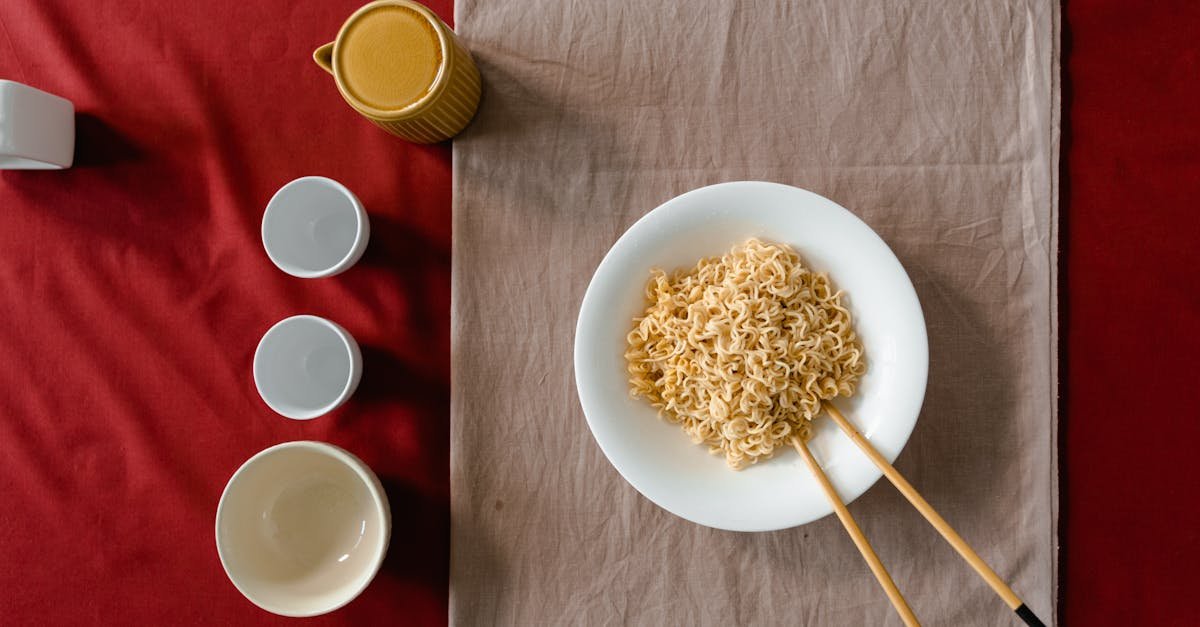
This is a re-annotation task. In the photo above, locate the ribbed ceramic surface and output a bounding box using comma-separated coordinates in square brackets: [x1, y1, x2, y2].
[372, 37, 481, 144]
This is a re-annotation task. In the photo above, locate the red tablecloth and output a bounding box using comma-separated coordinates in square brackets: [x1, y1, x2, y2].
[0, 1, 452, 624]
[1, 1, 1198, 625]
[1063, 1, 1200, 624]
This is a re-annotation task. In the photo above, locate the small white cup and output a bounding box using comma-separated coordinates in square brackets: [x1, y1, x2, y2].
[0, 80, 75, 170]
[215, 441, 391, 617]
[262, 176, 369, 278]
[253, 315, 362, 420]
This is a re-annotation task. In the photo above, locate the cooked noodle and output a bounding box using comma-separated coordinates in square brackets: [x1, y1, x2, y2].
[624, 238, 865, 469]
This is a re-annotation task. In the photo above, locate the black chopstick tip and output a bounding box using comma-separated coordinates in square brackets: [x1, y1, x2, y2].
[1015, 604, 1046, 627]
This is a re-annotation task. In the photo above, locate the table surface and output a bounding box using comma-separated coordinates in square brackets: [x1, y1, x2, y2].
[1062, 1, 1200, 624]
[0, 0, 1195, 625]
[0, 1, 453, 624]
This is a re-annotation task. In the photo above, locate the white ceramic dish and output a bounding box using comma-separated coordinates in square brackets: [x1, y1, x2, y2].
[0, 80, 74, 169]
[262, 176, 369, 278]
[253, 315, 362, 420]
[574, 181, 928, 532]
[215, 441, 390, 617]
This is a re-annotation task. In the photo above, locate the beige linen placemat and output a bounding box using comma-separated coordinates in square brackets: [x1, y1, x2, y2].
[451, 1, 1059, 624]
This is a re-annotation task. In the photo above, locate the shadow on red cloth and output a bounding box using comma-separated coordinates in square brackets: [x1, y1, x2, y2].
[0, 113, 205, 245]
[352, 345, 450, 466]
[345, 346, 450, 609]
[357, 213, 452, 374]
[73, 113, 142, 167]
[376, 477, 450, 587]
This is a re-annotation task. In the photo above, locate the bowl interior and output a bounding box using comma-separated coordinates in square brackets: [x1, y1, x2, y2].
[574, 182, 928, 531]
[216, 443, 388, 617]
[254, 316, 357, 420]
[262, 177, 363, 276]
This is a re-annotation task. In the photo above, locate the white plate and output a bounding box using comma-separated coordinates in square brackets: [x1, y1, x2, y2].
[574, 181, 928, 531]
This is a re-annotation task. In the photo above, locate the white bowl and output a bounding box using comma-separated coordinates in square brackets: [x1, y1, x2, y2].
[215, 441, 391, 617]
[262, 176, 369, 278]
[0, 80, 75, 169]
[253, 315, 362, 420]
[574, 181, 928, 532]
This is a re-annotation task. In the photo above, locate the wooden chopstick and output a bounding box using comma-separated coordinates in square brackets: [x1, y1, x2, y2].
[791, 436, 921, 627]
[822, 403, 1047, 627]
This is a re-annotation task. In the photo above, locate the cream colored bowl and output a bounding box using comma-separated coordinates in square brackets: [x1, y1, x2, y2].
[215, 441, 391, 616]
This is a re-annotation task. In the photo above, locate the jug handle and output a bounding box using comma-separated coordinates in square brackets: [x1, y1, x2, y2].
[313, 42, 335, 74]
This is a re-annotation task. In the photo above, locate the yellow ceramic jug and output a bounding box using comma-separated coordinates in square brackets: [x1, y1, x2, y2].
[314, 0, 481, 143]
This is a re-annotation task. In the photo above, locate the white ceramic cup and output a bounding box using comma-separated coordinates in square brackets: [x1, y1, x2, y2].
[261, 176, 369, 278]
[215, 441, 391, 617]
[0, 80, 75, 169]
[253, 315, 362, 420]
